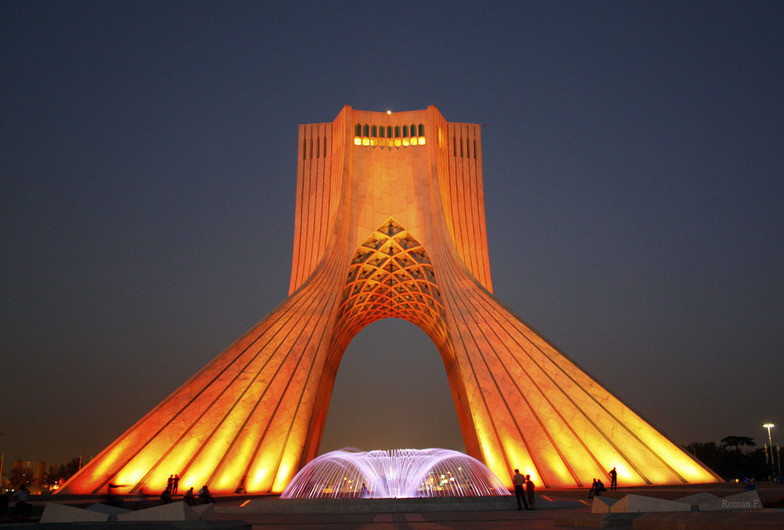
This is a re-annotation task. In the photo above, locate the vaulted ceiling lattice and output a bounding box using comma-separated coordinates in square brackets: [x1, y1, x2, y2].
[334, 218, 448, 347]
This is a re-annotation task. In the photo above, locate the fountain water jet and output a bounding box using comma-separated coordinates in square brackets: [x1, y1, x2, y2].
[281, 448, 511, 499]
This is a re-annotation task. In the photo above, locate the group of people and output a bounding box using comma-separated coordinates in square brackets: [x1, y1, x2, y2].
[160, 474, 214, 505]
[588, 466, 618, 498]
[161, 484, 214, 505]
[512, 469, 535, 510]
[514, 465, 618, 505]
[159, 474, 179, 504]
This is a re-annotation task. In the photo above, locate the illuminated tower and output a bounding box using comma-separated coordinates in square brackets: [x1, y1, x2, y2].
[59, 105, 720, 495]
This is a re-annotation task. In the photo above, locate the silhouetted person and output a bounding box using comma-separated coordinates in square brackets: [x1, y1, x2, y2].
[0, 492, 9, 517]
[107, 483, 124, 507]
[588, 478, 605, 498]
[167, 475, 174, 493]
[525, 474, 535, 508]
[161, 487, 172, 504]
[172, 474, 180, 495]
[512, 469, 530, 510]
[183, 487, 195, 505]
[12, 485, 31, 516]
[133, 487, 147, 509]
[608, 467, 617, 490]
[199, 485, 214, 504]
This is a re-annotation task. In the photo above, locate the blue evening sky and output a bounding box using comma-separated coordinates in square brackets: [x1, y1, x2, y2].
[1, 1, 782, 467]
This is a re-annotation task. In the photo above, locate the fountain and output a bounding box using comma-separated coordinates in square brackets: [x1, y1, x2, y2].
[281, 448, 511, 499]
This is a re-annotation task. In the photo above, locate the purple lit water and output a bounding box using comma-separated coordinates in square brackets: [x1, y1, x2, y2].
[281, 448, 510, 499]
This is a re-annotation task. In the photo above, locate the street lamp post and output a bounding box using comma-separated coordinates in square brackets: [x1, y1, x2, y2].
[0, 433, 4, 492]
[763, 423, 775, 479]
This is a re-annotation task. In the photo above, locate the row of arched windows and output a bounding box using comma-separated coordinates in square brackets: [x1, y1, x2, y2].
[353, 123, 426, 147]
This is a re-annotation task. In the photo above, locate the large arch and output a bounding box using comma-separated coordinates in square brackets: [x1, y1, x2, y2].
[318, 318, 463, 454]
[59, 105, 721, 496]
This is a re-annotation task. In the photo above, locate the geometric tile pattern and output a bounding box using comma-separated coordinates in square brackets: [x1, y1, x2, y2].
[58, 105, 721, 497]
[333, 217, 448, 352]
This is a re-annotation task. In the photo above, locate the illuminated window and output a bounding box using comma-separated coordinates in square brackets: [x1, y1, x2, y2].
[351, 122, 426, 148]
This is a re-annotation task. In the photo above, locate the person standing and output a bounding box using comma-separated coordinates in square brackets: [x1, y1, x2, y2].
[608, 467, 617, 490]
[512, 469, 530, 510]
[525, 474, 535, 508]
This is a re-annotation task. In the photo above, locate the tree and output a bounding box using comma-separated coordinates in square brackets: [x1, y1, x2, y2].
[721, 436, 756, 454]
[688, 437, 769, 481]
[44, 458, 82, 490]
[8, 466, 35, 490]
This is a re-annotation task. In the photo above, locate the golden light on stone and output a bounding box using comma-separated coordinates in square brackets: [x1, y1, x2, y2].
[58, 105, 721, 496]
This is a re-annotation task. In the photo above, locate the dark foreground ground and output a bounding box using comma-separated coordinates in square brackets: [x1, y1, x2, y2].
[2, 482, 784, 529]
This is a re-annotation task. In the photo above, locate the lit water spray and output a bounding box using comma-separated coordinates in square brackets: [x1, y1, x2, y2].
[281, 448, 511, 499]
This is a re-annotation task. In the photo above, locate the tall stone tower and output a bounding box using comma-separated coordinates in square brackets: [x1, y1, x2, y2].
[59, 106, 719, 495]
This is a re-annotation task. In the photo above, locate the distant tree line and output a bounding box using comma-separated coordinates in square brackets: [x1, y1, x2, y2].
[4, 458, 81, 492]
[687, 436, 779, 482]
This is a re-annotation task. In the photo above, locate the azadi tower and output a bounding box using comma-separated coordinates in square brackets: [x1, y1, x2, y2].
[60, 105, 720, 495]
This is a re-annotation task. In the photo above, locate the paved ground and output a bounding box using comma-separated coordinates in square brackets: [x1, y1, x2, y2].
[212, 494, 590, 529]
[2, 483, 783, 529]
[214, 508, 587, 529]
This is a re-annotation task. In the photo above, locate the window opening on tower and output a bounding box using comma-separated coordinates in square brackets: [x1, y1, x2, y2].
[353, 122, 426, 147]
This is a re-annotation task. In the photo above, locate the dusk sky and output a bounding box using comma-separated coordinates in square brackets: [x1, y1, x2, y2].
[2, 1, 782, 471]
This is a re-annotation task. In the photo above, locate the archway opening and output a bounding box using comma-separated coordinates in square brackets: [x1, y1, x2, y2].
[319, 318, 464, 454]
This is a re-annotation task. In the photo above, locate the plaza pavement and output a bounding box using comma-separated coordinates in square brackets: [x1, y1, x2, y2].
[4, 483, 784, 529]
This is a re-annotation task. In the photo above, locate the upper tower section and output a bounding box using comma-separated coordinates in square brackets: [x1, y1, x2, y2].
[289, 105, 492, 295]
